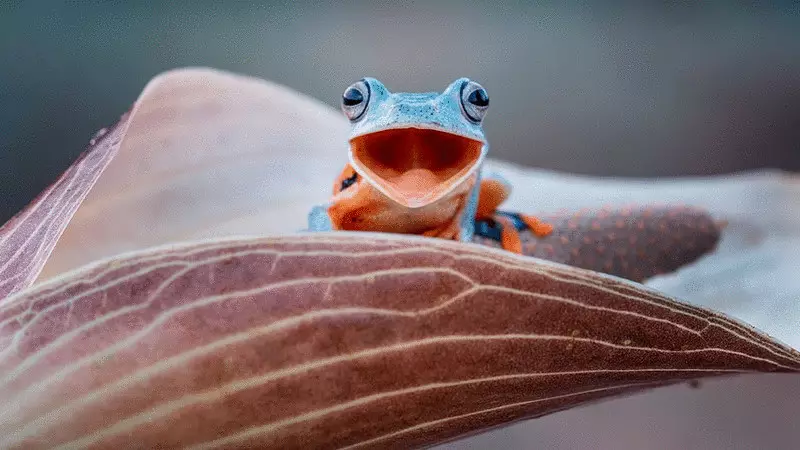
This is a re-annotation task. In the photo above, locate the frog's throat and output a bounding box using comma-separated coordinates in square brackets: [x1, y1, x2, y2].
[348, 127, 486, 209]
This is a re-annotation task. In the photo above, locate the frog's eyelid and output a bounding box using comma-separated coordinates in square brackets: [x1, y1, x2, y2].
[361, 79, 372, 104]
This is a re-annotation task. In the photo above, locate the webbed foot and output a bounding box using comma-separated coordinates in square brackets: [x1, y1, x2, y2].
[474, 211, 553, 254]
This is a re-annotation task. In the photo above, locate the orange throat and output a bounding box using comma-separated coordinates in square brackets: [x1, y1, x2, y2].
[349, 128, 483, 208]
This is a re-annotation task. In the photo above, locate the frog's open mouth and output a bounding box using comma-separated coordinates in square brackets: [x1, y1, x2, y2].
[349, 128, 484, 208]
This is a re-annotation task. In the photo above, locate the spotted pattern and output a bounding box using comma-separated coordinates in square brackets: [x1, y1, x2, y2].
[473, 205, 722, 282]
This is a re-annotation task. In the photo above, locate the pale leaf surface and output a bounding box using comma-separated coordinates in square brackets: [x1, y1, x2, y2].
[39, 67, 350, 281]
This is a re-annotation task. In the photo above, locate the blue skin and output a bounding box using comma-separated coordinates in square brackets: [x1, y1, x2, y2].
[308, 77, 509, 242]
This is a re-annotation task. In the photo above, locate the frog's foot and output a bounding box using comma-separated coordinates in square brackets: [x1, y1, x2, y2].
[475, 211, 553, 254]
[519, 214, 554, 237]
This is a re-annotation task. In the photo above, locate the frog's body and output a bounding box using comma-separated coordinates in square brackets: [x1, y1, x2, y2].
[307, 77, 552, 253]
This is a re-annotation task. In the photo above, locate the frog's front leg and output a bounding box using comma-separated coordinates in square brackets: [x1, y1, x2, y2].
[475, 174, 510, 221]
[475, 172, 554, 253]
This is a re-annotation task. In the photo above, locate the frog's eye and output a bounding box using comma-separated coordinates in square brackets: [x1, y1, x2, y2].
[341, 80, 370, 122]
[340, 171, 358, 191]
[460, 81, 489, 123]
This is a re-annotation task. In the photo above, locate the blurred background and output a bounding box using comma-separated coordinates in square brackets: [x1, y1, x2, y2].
[1, 2, 798, 222]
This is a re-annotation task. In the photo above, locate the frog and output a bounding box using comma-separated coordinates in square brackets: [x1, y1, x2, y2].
[306, 77, 553, 253]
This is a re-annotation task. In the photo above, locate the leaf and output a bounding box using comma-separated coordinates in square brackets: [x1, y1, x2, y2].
[0, 115, 131, 299]
[474, 204, 722, 283]
[0, 234, 797, 449]
[0, 67, 349, 297]
[491, 161, 800, 349]
[37, 67, 350, 282]
[439, 372, 800, 449]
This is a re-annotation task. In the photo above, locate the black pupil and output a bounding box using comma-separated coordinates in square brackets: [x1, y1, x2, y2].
[468, 89, 489, 107]
[342, 87, 364, 106]
[340, 172, 358, 190]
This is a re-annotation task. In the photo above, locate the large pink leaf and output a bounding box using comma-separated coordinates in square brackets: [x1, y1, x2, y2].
[0, 234, 797, 449]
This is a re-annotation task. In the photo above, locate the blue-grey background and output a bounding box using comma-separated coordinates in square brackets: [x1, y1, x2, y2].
[1, 2, 798, 222]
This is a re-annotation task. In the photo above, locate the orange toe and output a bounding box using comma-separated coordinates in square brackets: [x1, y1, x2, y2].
[496, 216, 523, 254]
[521, 215, 554, 237]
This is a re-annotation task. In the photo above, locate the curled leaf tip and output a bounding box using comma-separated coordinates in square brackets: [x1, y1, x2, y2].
[0, 113, 131, 301]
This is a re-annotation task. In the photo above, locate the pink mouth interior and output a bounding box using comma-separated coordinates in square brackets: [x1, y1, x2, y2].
[350, 128, 483, 207]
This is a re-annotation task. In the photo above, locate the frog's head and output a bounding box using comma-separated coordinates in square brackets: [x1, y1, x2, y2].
[340, 77, 489, 208]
